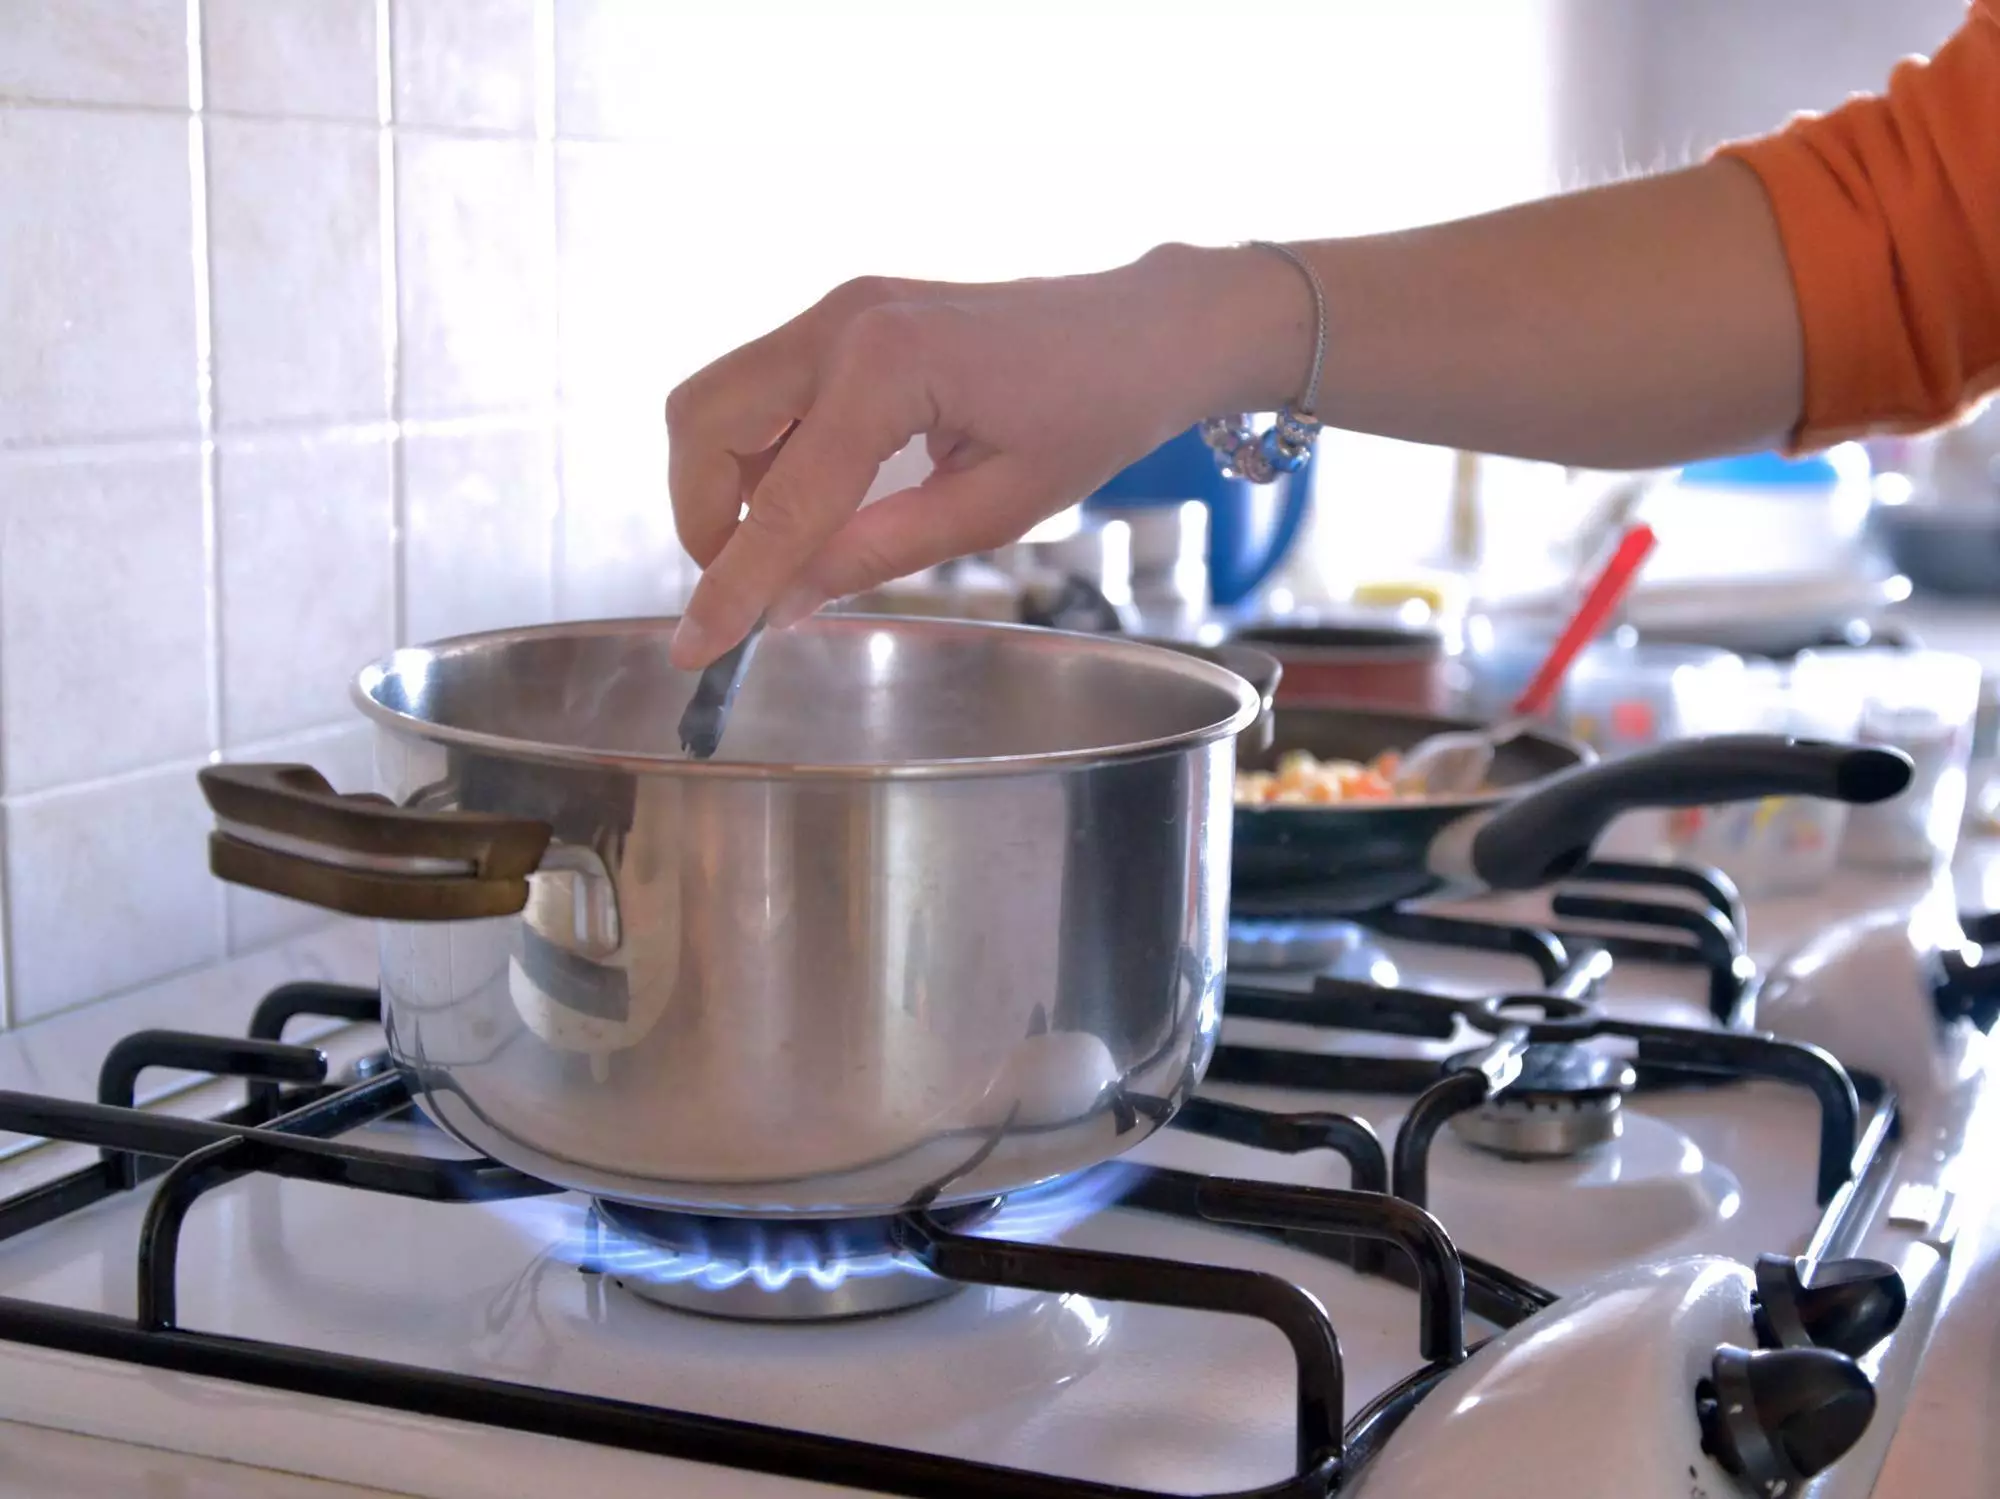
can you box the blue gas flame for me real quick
[975,1160,1146,1244]
[486,1161,1148,1298]
[587,1223,912,1293]
[1229,916,1398,983]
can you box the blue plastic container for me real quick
[1083,426,1316,608]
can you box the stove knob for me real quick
[1931,942,2000,1032]
[1752,1253,1907,1358]
[1697,1344,1876,1492]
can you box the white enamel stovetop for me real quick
[0,845,1995,1499]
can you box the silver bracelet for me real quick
[1197,240,1327,483]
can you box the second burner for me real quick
[1447,1043,1637,1160]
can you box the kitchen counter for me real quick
[0,1420,402,1497]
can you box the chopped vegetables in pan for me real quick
[1234,749,1410,806]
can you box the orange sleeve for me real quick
[1715,0,2000,452]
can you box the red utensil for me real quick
[1394,521,1659,797]
[1511,521,1659,718]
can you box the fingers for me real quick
[665,375,799,569]
[766,457,1053,627]
[669,310,937,668]
[664,443,747,569]
[664,278,914,569]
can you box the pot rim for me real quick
[348,615,1262,780]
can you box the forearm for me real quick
[1162,158,1804,470]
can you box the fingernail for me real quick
[669,613,711,669]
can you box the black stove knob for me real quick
[1697,1344,1876,1492]
[1752,1253,1907,1359]
[1931,941,2000,1032]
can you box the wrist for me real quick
[1126,240,1322,426]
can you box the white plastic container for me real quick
[1806,649,1981,871]
[1552,639,1747,861]
[1663,656,1865,896]
[1562,639,1747,754]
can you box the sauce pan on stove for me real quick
[194,617,1260,1218]
[1232,706,1915,918]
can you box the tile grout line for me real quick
[188,0,230,961]
[0,720,365,814]
[380,0,408,652]
[0,410,567,460]
[0,91,553,143]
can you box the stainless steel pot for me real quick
[198,617,1258,1217]
[1133,638,1282,754]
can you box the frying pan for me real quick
[1231,706,1914,917]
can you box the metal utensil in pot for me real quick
[677,615,767,760]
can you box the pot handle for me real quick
[198,763,554,921]
[1459,735,1914,892]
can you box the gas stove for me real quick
[0,857,1994,1499]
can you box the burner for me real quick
[1227,916,1394,976]
[1446,1043,1636,1160]
[590,1199,1001,1321]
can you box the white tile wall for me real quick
[4,767,222,1025]
[0,108,200,445]
[558,408,678,620]
[206,117,390,427]
[392,0,543,133]
[0,0,690,1041]
[394,132,555,417]
[0,0,1565,1052]
[215,431,395,744]
[555,140,678,415]
[0,0,192,109]
[0,446,211,793]
[402,421,558,640]
[549,0,675,141]
[200,0,381,123]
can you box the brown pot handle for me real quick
[199,763,554,921]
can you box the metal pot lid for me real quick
[351,615,1259,779]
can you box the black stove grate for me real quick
[1344,858,1758,1025]
[1210,952,1898,1274]
[0,886,1897,1499]
[0,983,1543,1499]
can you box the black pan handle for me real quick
[1464,736,1914,892]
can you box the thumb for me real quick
[769,457,1058,625]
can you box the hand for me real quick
[662,244,1307,668]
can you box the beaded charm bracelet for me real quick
[1197,240,1327,483]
